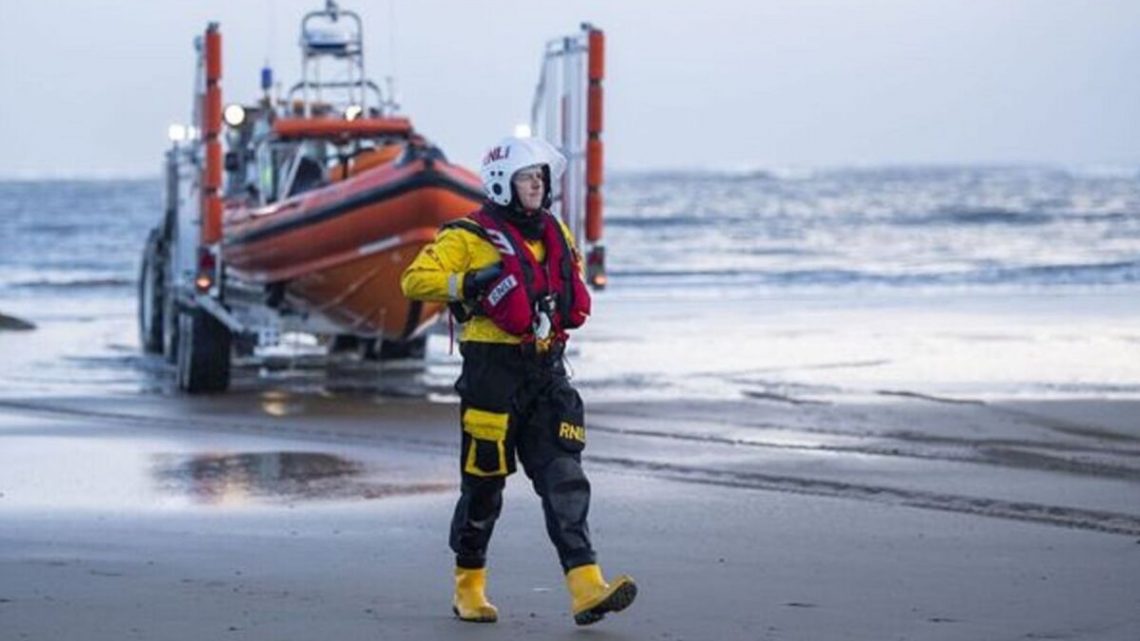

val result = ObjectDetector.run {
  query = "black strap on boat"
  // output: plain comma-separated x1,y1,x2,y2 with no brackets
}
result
401,300,423,340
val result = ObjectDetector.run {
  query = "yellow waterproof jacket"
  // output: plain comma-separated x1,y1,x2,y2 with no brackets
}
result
400,215,583,344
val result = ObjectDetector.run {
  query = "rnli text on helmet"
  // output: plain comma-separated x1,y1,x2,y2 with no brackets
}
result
483,146,511,165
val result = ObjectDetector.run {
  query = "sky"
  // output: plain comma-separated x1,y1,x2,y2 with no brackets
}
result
1,0,1139,178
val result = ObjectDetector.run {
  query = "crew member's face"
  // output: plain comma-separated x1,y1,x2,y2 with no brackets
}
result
512,166,545,211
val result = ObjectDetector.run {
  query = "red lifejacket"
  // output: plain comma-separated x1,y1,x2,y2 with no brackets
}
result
448,206,591,339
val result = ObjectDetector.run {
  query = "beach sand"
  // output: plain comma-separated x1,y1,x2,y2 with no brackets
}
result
2,290,1139,639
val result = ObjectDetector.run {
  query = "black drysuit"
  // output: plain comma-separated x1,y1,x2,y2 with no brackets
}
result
450,340,596,572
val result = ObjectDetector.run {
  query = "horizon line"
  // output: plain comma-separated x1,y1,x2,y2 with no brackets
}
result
1,161,1137,183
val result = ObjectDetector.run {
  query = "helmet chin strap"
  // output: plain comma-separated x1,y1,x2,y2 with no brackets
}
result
496,197,546,240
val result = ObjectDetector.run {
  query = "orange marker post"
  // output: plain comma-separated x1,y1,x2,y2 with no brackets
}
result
585,28,605,244
201,24,223,245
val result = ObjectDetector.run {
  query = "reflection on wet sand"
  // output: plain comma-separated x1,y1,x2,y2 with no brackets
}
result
259,390,306,417
152,451,453,505
228,352,459,401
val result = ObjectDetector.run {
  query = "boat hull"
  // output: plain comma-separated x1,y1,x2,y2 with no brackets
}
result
221,154,482,339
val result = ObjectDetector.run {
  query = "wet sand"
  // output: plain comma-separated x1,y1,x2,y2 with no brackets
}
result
2,389,1139,640
2,289,1140,638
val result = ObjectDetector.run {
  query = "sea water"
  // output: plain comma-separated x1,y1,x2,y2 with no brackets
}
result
1,167,1139,400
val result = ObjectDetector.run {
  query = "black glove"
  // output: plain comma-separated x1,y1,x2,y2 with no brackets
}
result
463,262,503,301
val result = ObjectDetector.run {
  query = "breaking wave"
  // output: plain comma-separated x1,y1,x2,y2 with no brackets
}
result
611,260,1140,288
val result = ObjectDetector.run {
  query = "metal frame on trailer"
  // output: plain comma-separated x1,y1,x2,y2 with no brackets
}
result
530,24,607,289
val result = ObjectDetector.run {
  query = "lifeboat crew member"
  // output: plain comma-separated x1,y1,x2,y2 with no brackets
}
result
400,136,637,626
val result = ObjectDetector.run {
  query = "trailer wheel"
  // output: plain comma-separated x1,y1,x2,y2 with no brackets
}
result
162,289,179,364
329,334,362,354
362,335,428,361
137,229,164,353
176,307,232,393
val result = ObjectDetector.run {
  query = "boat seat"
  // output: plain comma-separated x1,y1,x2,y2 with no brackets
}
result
287,156,326,197
332,144,404,181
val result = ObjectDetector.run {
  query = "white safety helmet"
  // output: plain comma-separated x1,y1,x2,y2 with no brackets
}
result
479,136,567,207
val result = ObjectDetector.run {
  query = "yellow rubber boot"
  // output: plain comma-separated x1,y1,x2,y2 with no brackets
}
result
452,567,498,623
565,564,637,626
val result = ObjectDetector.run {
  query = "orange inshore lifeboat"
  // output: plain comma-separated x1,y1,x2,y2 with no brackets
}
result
141,3,605,395
221,128,482,341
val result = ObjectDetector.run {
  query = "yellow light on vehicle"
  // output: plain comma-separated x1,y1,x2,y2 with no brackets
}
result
223,104,246,127
195,274,214,292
